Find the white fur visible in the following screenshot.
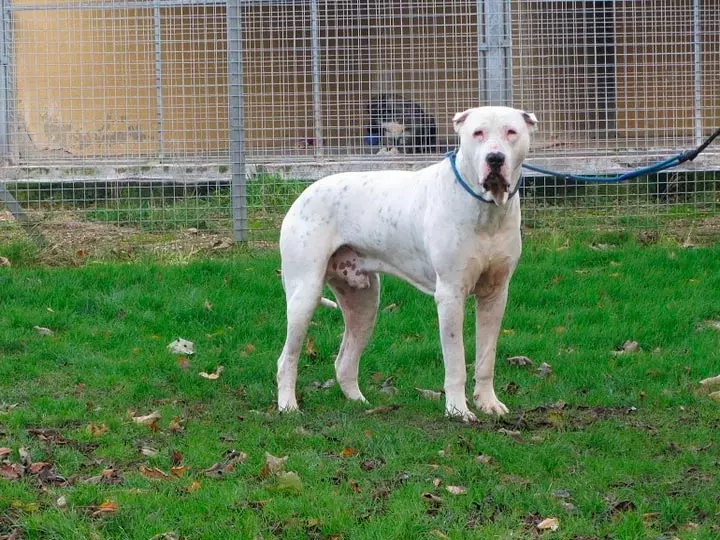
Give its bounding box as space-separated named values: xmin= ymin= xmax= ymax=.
xmin=276 ymin=106 xmax=538 ymax=422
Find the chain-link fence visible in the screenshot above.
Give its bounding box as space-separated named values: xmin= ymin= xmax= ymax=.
xmin=1 ymin=0 xmax=719 ymax=245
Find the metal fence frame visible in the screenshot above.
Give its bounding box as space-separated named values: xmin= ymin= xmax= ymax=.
xmin=0 ymin=0 xmax=718 ymax=243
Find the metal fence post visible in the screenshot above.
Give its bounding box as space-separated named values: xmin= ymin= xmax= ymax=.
xmin=692 ymin=0 xmax=702 ymax=145
xmin=227 ymin=0 xmax=246 ymax=242
xmin=153 ymin=0 xmax=164 ymax=162
xmin=482 ymin=0 xmax=511 ymax=105
xmin=0 ymin=0 xmax=10 ymax=157
xmin=310 ymin=0 xmax=323 ymax=156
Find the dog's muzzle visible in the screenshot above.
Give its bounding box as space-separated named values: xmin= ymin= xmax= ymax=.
xmin=482 ymin=152 xmax=509 ymax=199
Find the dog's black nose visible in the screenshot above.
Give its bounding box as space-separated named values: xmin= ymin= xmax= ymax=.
xmin=486 ymin=152 xmax=506 ymax=169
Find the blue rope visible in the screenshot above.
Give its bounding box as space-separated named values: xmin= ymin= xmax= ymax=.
xmin=521 ymin=126 xmax=720 ymax=183
xmin=446 ymin=149 xmax=523 ymax=204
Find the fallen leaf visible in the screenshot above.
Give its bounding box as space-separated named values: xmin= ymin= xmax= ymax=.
xmin=643 ymin=512 xmax=660 ymax=523
xmin=176 ymin=357 xmax=191 ymax=371
xmin=446 ymin=485 xmax=467 ymax=495
xmin=132 ymin=411 xmax=161 ymax=426
xmin=0 ymin=447 xmax=10 ymax=459
xmin=149 ymin=533 xmax=180 ymax=540
xmin=610 ymin=500 xmax=636 ymax=514
xmin=1 ymin=463 xmax=23 ymax=480
xmin=502 ymin=381 xmax=519 ymax=395
xmin=537 ymin=517 xmax=559 ymax=531
xmin=91 ymin=500 xmax=119 ymax=517
xmin=340 ymin=447 xmax=359 ymax=458
xmin=612 ymin=340 xmax=639 ymax=355
xmin=203 ymin=462 xmax=233 ymax=478
xmin=139 ymin=466 xmax=170 ymax=480
xmin=537 ymin=362 xmax=553 ymax=378
xmin=365 ymin=405 xmax=401 ymax=415
xmin=33 ymin=326 xmax=54 ymax=336
xmin=141 ymin=447 xmax=158 ymax=457
xmin=699 ymin=374 xmax=720 ymax=388
xmin=360 ymin=458 xmax=383 ymax=471
xmin=379 ymin=377 xmax=397 ymax=395
xmin=421 ymin=492 xmax=443 ymax=505
xmin=383 ymin=303 xmax=399 ymax=312
xmin=0 ymin=402 xmax=19 ymax=414
xmin=708 ymin=391 xmax=720 ymax=402
xmin=507 ymin=355 xmax=533 ymax=367
xmin=551 ymin=489 xmax=571 ymax=499
xmin=497 ymin=428 xmax=522 ymax=442
xmin=276 ymin=471 xmax=303 ymax=493
xmin=260 ymin=452 xmax=288 ymax=477
xmin=416 ymin=388 xmax=443 ymax=401
xmin=0 ymin=256 xmax=11 ymax=267
xmin=87 ymin=423 xmax=108 ymax=437
xmin=244 ymin=343 xmax=256 ymax=354
xmin=199 ymin=366 xmax=224 ymax=380
xmin=184 ymin=480 xmax=202 ymax=493
xmin=349 ymin=479 xmax=362 ymax=493
xmin=168 ymin=416 xmax=184 ymax=433
xmin=432 ymin=478 xmax=441 ymax=487
xmin=224 ymin=449 xmax=248 ymax=465
xmin=305 ymin=338 xmax=318 ymax=360
xmin=475 ymin=454 xmax=493 ymax=465
xmin=167 ymin=338 xmax=195 ymax=355
xmin=56 ymin=496 xmax=67 ymax=509
xmin=203 ymin=299 xmax=213 ymax=312
xmin=429 ymin=530 xmax=450 ymax=539
xmin=170 ymin=466 xmax=186 ymax=478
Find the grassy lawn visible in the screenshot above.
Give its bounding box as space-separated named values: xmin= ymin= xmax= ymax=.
xmin=0 ymin=236 xmax=719 ymax=539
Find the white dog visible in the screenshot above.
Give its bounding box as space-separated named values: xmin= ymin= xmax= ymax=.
xmin=276 ymin=106 xmax=538 ymax=422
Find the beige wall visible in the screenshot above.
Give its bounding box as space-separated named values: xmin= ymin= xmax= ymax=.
xmin=10 ymin=0 xmax=719 ymax=160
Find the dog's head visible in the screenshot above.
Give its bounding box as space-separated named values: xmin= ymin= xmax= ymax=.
xmin=452 ymin=106 xmax=538 ymax=205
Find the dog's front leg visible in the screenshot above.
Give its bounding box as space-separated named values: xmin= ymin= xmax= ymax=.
xmin=435 ymin=284 xmax=476 ymax=422
xmin=473 ymin=285 xmax=510 ymax=416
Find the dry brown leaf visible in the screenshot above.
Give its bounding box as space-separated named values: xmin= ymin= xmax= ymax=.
xmin=699 ymin=374 xmax=720 ymax=388
xmin=184 ymin=480 xmax=202 ymax=493
xmin=507 ymin=355 xmax=533 ymax=367
xmin=56 ymin=496 xmax=67 ymax=509
xmin=87 ymin=423 xmax=108 ymax=437
xmin=260 ymin=452 xmax=288 ymax=477
xmin=365 ymin=405 xmax=401 ymax=415
xmin=0 ymin=447 xmax=10 ymax=459
xmin=383 ymin=303 xmax=399 ymax=312
xmin=429 ymin=531 xmax=450 ymax=540
xmin=33 ymin=325 xmax=54 ymax=336
xmin=170 ymin=465 xmax=187 ymax=478
xmin=132 ymin=411 xmax=161 ymax=426
xmin=446 ymin=485 xmax=467 ymax=495
xmin=305 ymin=338 xmax=318 ymax=360
xmin=168 ymin=416 xmax=184 ymax=433
xmin=139 ymin=466 xmax=170 ymax=480
xmin=244 ymin=343 xmax=256 ymax=354
xmin=224 ymin=449 xmax=248 ymax=465
xmin=202 ymin=462 xmax=232 ymax=479
xmin=89 ymin=500 xmax=119 ymax=517
xmin=421 ymin=492 xmax=443 ymax=504
xmin=141 ymin=447 xmax=158 ymax=457
xmin=171 ymin=450 xmax=184 ymax=466
xmin=432 ymin=478 xmax=441 ymax=487
xmin=415 ymin=388 xmax=443 ymax=401
xmin=199 ymin=366 xmax=224 ymax=380
xmin=498 ymin=428 xmax=522 ymax=441
xmin=708 ymin=391 xmax=720 ymax=402
xmin=537 ymin=362 xmax=553 ymax=378
xmin=537 ymin=517 xmax=559 ymax=531
xmin=176 ymin=357 xmax=191 ymax=371
xmin=0 ymin=256 xmax=11 ymax=267
xmin=340 ymin=448 xmax=359 ymax=458
xmin=349 ymin=479 xmax=362 ymax=493
xmin=0 ymin=463 xmax=23 ymax=480
xmin=475 ymin=454 xmax=493 ymax=465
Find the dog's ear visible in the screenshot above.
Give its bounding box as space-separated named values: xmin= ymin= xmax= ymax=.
xmin=452 ymin=109 xmax=474 ymax=133
xmin=521 ymin=111 xmax=538 ymax=132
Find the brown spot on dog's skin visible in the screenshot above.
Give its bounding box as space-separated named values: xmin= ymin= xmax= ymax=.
xmin=343 ymin=270 xmax=348 ymax=276
xmin=332 ymin=262 xmax=338 ymax=270
xmin=339 ymin=262 xmax=346 ymax=270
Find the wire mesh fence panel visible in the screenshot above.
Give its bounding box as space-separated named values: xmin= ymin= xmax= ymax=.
xmin=0 ymin=0 xmax=718 ymax=245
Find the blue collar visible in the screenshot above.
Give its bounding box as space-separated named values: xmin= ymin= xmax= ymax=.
xmin=445 ymin=149 xmax=523 ymax=204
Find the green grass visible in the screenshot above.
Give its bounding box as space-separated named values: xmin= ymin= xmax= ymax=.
xmin=1 ymin=238 xmax=719 ymax=539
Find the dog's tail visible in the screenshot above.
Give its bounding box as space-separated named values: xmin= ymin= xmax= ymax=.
xmin=319 ymin=297 xmax=338 ymax=309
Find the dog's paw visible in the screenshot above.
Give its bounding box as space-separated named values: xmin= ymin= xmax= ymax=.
xmin=277 ymin=398 xmax=300 ymax=413
xmin=473 ymin=394 xmax=509 ymax=416
xmin=445 ymin=405 xmax=478 ymax=423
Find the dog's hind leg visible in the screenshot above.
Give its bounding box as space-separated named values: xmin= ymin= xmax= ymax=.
xmin=328 ymin=272 xmax=380 ymax=403
xmin=277 ymin=272 xmax=325 ymax=412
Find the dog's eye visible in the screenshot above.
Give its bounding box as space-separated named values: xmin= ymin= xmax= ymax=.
xmin=507 ymin=129 xmax=518 ymax=137
xmin=473 ymin=129 xmax=484 ymax=139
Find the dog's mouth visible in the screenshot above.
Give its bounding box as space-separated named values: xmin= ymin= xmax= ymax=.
xmin=482 ymin=171 xmax=510 ymax=201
